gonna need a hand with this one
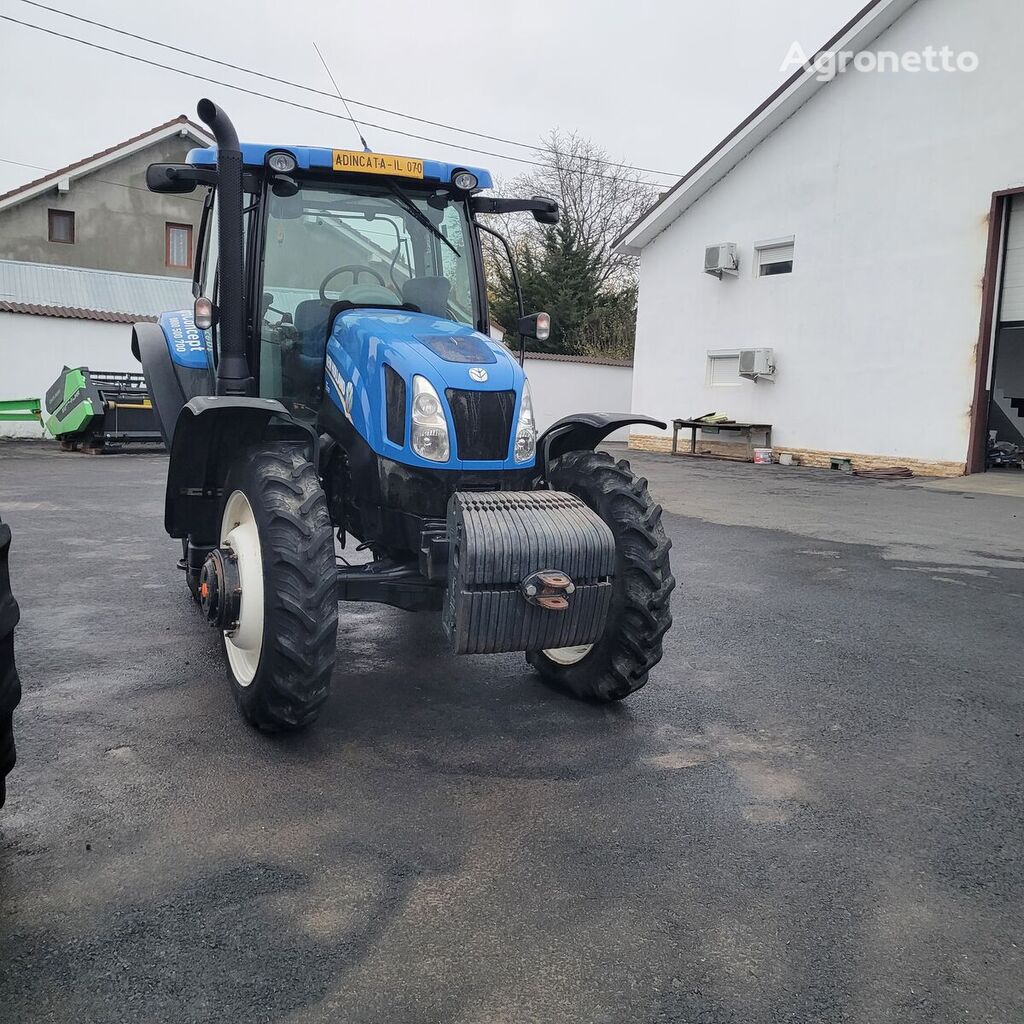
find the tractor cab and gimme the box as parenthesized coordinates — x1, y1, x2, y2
(145, 129, 558, 469)
(187, 145, 510, 419)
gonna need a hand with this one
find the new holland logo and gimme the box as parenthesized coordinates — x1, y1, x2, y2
(468, 367, 488, 383)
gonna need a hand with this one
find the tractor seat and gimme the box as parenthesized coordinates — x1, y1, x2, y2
(293, 286, 406, 348)
(292, 299, 331, 344)
(401, 276, 451, 319)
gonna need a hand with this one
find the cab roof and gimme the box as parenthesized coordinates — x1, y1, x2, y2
(186, 144, 493, 189)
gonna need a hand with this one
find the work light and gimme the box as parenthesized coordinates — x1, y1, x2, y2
(535, 313, 551, 342)
(452, 170, 478, 192)
(194, 295, 214, 331)
(267, 151, 297, 173)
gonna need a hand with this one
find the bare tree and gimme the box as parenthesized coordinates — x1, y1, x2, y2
(499, 130, 657, 289)
(481, 132, 659, 359)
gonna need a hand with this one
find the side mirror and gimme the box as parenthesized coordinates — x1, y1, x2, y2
(530, 196, 559, 225)
(517, 312, 551, 342)
(146, 163, 218, 194)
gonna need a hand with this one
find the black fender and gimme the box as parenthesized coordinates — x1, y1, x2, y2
(165, 397, 318, 541)
(536, 413, 666, 479)
(132, 321, 213, 447)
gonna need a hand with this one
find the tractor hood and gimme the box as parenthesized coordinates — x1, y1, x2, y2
(328, 309, 520, 391)
(324, 308, 531, 471)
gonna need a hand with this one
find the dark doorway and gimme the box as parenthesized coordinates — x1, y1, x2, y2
(970, 189, 1024, 472)
(988, 323, 1024, 448)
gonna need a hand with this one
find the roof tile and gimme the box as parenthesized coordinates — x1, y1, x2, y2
(0, 115, 211, 206)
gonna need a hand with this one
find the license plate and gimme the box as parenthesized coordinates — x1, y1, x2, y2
(332, 150, 424, 178)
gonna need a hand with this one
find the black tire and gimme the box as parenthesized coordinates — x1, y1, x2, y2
(218, 445, 338, 732)
(526, 450, 675, 701)
(0, 515, 22, 808)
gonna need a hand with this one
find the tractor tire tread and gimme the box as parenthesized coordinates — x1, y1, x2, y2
(526, 449, 675, 702)
(223, 445, 338, 732)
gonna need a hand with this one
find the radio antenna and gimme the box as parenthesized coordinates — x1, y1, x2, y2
(313, 41, 371, 152)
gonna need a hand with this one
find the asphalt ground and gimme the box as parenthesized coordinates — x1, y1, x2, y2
(0, 440, 1021, 1023)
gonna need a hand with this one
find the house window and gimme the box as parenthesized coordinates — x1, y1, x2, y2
(165, 223, 193, 269)
(47, 209, 74, 244)
(706, 350, 742, 387)
(756, 238, 795, 276)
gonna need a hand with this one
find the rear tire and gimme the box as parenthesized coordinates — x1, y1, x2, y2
(527, 450, 675, 701)
(218, 445, 338, 732)
(0, 515, 21, 807)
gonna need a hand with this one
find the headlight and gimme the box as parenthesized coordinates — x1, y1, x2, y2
(411, 375, 450, 462)
(513, 380, 536, 463)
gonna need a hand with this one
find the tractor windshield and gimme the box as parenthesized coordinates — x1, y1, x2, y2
(258, 181, 480, 411)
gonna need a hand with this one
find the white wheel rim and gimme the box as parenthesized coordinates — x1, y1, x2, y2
(542, 644, 593, 666)
(221, 489, 264, 686)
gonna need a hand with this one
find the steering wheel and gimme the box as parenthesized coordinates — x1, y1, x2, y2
(319, 264, 387, 303)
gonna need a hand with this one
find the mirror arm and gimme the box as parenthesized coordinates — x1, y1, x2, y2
(475, 220, 527, 367)
(470, 195, 560, 224)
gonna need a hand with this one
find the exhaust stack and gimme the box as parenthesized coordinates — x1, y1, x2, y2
(196, 99, 250, 396)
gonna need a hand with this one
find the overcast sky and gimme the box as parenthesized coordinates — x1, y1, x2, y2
(0, 0, 866, 195)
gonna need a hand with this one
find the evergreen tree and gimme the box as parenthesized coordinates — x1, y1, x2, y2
(482, 132, 654, 359)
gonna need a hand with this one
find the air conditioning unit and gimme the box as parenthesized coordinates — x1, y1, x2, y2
(738, 348, 775, 381)
(704, 242, 739, 277)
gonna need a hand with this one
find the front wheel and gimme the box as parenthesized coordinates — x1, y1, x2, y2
(527, 450, 675, 701)
(212, 445, 338, 731)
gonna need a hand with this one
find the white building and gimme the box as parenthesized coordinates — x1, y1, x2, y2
(0, 261, 192, 437)
(618, 0, 1024, 476)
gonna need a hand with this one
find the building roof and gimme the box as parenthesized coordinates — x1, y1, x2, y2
(0, 260, 192, 322)
(0, 115, 213, 214)
(0, 301, 146, 324)
(614, 0, 920, 254)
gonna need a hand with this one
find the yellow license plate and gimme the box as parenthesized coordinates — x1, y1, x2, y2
(332, 150, 424, 179)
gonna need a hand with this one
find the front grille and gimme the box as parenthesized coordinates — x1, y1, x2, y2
(445, 389, 515, 462)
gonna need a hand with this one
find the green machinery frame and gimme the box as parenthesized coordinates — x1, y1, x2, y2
(0, 398, 42, 424)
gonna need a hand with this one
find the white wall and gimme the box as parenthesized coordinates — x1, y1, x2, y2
(523, 356, 634, 440)
(0, 312, 138, 437)
(0, 312, 635, 444)
(632, 0, 1024, 466)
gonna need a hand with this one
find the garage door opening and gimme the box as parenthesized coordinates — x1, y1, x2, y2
(970, 189, 1024, 475)
(986, 195, 1024, 469)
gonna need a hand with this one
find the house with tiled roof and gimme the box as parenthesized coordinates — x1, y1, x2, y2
(0, 116, 211, 437)
(0, 115, 212, 279)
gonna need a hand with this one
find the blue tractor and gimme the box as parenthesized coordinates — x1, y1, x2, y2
(135, 99, 674, 731)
